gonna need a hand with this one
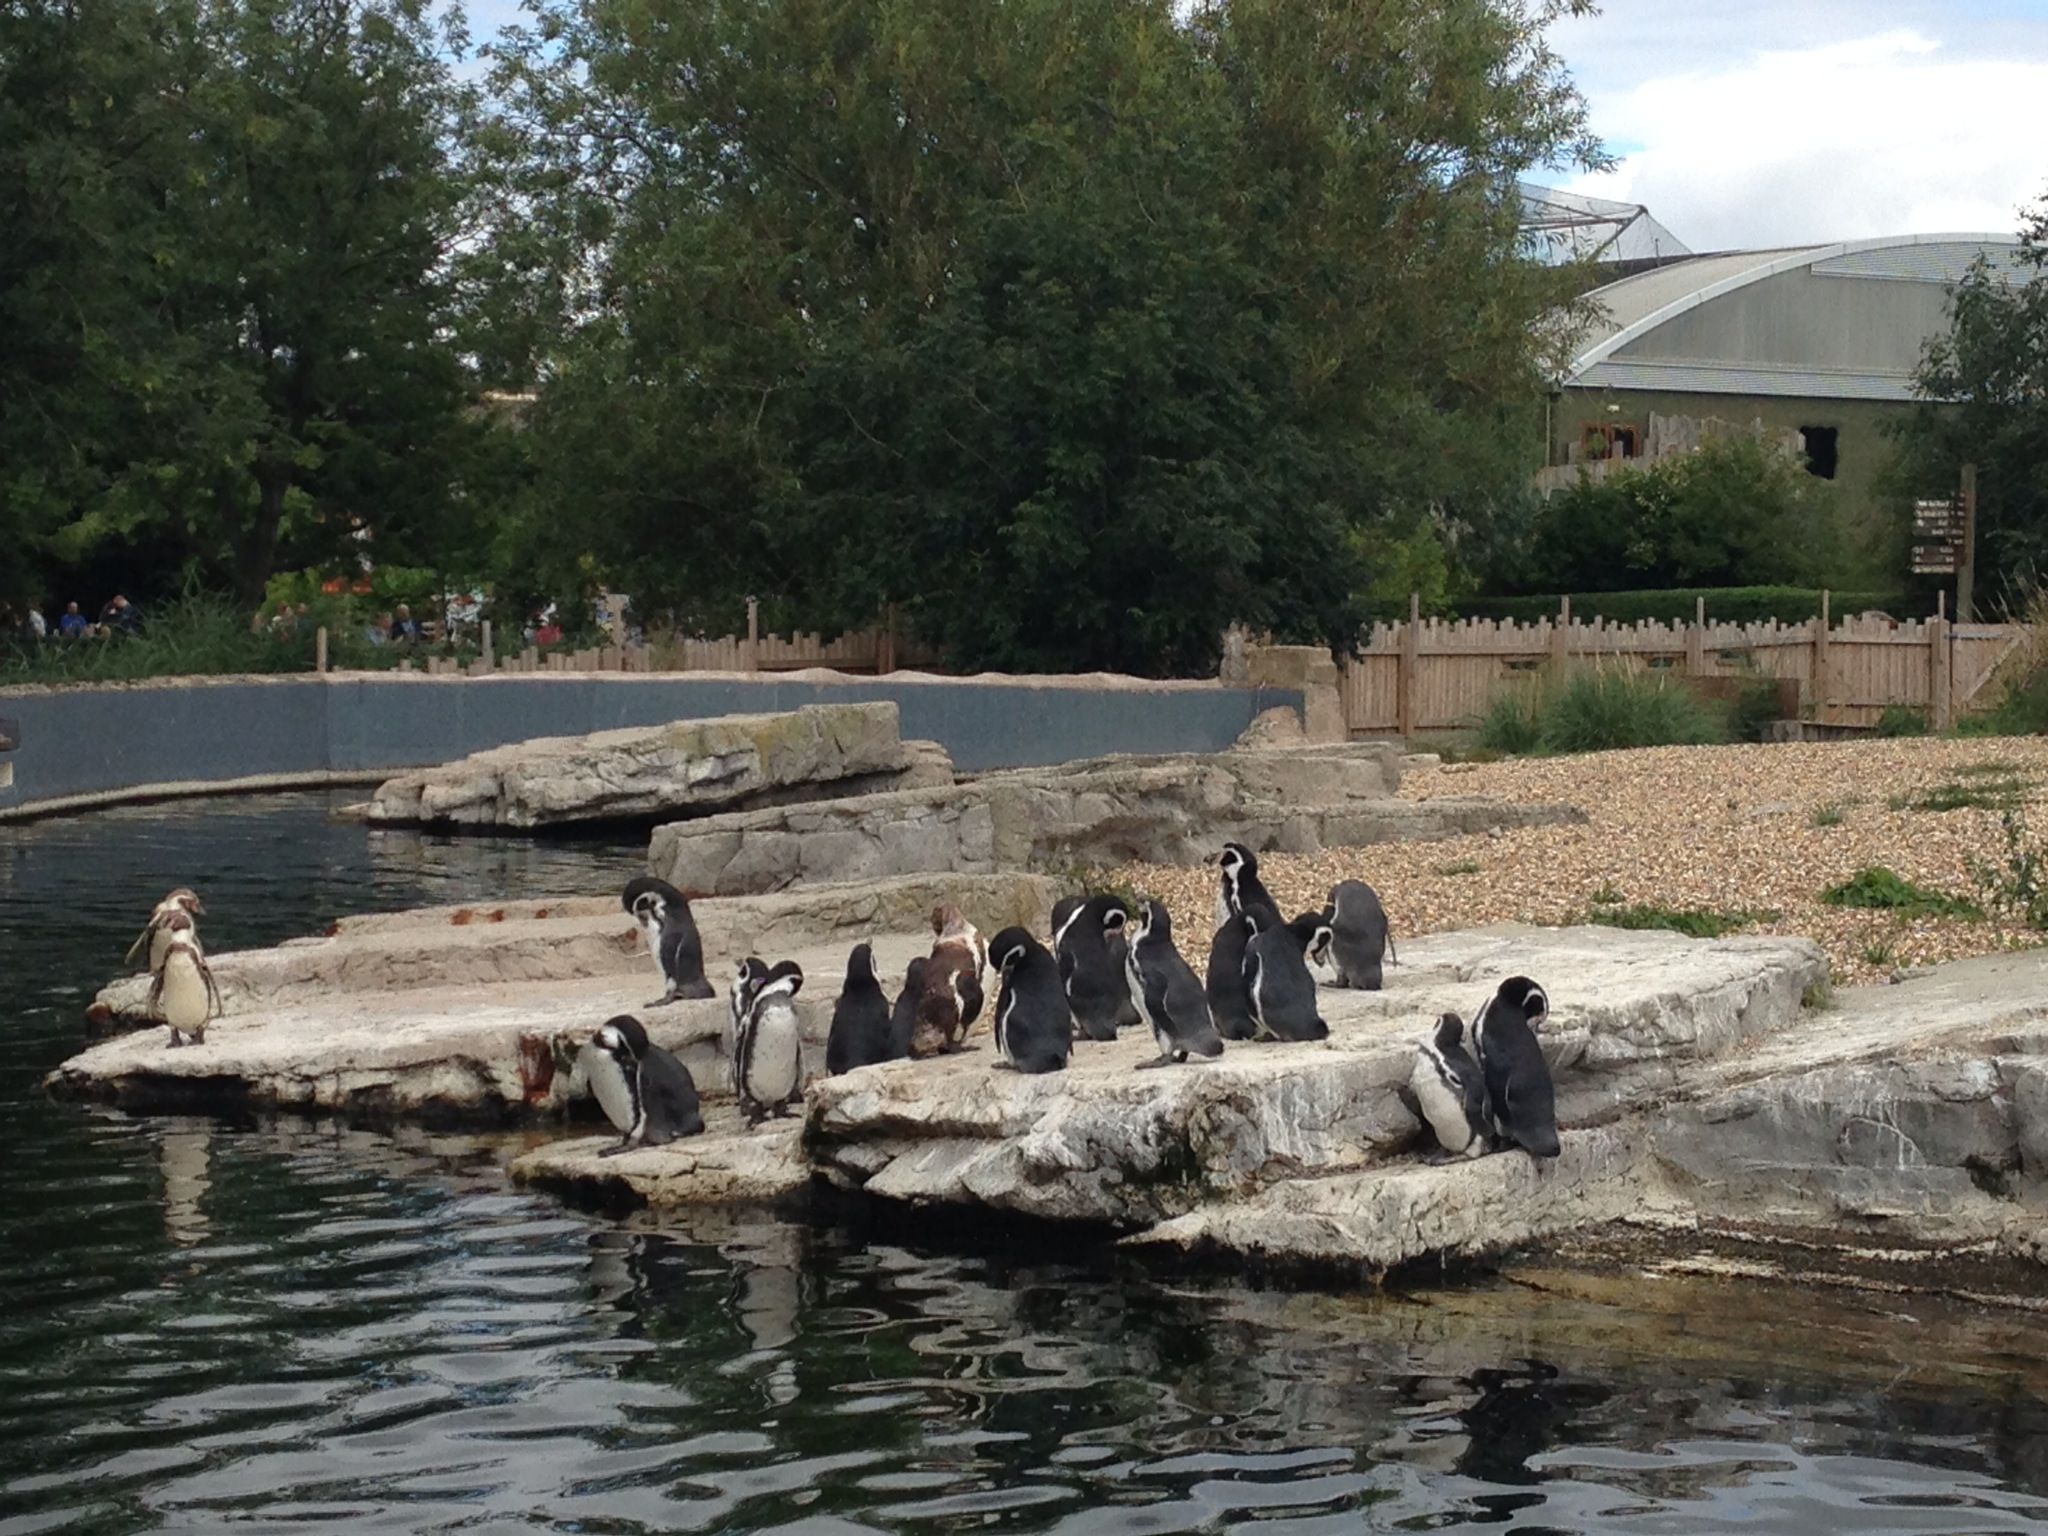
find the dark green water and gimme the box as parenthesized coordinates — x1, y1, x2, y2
(6, 793, 2048, 1535)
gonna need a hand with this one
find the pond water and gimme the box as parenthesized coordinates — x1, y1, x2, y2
(5, 793, 2048, 1535)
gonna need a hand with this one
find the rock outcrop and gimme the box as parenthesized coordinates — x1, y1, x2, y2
(365, 702, 951, 829)
(649, 744, 1583, 895)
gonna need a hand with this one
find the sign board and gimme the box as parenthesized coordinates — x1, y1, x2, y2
(1912, 497, 1963, 575)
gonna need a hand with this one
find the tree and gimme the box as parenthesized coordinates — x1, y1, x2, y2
(484, 0, 1601, 673)
(1893, 188, 2048, 607)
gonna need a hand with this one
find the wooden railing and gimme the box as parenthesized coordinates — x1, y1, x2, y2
(319, 616, 942, 678)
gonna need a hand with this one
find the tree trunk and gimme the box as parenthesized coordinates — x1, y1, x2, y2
(231, 463, 288, 610)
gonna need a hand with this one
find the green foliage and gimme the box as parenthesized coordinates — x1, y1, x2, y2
(1445, 587, 1908, 626)
(0, 593, 422, 684)
(1819, 868, 1983, 920)
(1810, 802, 1848, 828)
(1478, 689, 1547, 755)
(1539, 670, 1727, 754)
(1892, 777, 2030, 813)
(1585, 903, 1758, 938)
(1876, 706, 1931, 738)
(1434, 860, 1482, 877)
(1968, 811, 2048, 931)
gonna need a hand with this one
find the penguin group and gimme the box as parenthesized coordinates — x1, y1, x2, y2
(126, 887, 221, 1048)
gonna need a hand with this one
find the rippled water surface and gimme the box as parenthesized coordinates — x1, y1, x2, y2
(6, 793, 2048, 1534)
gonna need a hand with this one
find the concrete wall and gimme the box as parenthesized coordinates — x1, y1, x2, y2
(0, 673, 1301, 818)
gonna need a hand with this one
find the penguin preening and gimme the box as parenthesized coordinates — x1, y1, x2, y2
(1213, 843, 1285, 931)
(128, 887, 203, 974)
(1204, 913, 1259, 1041)
(582, 1014, 705, 1154)
(913, 904, 987, 1057)
(1473, 976, 1560, 1160)
(1123, 900, 1225, 1067)
(987, 927, 1071, 1075)
(1052, 894, 1138, 1042)
(734, 960, 805, 1124)
(1411, 1012, 1490, 1160)
(150, 926, 221, 1048)
(1324, 880, 1395, 990)
(1243, 911, 1328, 1042)
(826, 942, 898, 1074)
(622, 876, 715, 1006)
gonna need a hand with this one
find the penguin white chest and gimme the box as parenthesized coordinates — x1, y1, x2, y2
(1124, 951, 1156, 1030)
(742, 1004, 801, 1104)
(584, 1048, 640, 1138)
(158, 957, 211, 1032)
(1410, 1049, 1481, 1156)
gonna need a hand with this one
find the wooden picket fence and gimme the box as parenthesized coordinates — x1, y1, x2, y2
(1342, 597, 2031, 735)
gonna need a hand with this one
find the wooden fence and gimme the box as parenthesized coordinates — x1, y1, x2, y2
(1341, 597, 2030, 736)
(332, 616, 941, 678)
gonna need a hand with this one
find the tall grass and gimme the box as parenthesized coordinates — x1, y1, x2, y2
(0, 594, 417, 685)
(1481, 668, 1729, 756)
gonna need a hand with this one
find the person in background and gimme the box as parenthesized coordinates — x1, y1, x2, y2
(390, 603, 421, 644)
(266, 602, 298, 636)
(100, 594, 142, 634)
(534, 609, 564, 648)
(365, 612, 393, 647)
(58, 602, 90, 639)
(26, 600, 46, 640)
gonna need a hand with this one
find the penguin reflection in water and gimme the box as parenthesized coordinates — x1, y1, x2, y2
(734, 960, 805, 1123)
(150, 917, 221, 1048)
(621, 876, 715, 1007)
(581, 1015, 704, 1155)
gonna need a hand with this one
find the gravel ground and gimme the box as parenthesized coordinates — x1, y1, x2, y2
(1104, 736, 2048, 986)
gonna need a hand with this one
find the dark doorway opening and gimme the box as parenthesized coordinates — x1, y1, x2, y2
(1800, 426, 1838, 480)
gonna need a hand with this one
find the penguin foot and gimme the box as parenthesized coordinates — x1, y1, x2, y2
(166, 1031, 185, 1049)
(1134, 1054, 1175, 1070)
(645, 996, 672, 1009)
(598, 1141, 634, 1159)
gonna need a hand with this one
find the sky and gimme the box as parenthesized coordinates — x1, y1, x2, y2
(1546, 0, 2048, 251)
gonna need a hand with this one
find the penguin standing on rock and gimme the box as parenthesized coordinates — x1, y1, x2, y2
(581, 1015, 704, 1154)
(1213, 843, 1285, 930)
(1205, 913, 1259, 1041)
(1473, 976, 1560, 1160)
(1411, 1013, 1490, 1160)
(622, 876, 714, 1006)
(1243, 911, 1328, 1042)
(1124, 900, 1225, 1067)
(128, 888, 204, 974)
(890, 957, 930, 1061)
(827, 943, 898, 1074)
(987, 928, 1071, 1075)
(1052, 895, 1137, 1042)
(150, 920, 221, 1048)
(734, 961, 805, 1124)
(914, 905, 987, 1056)
(1324, 881, 1395, 990)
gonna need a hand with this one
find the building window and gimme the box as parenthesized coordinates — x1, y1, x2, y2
(1580, 421, 1640, 461)
(1800, 426, 1838, 480)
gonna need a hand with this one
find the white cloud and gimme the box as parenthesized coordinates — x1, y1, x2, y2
(1553, 20, 2048, 251)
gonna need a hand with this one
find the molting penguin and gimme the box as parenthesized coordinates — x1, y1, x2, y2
(1473, 976, 1560, 1160)
(150, 922, 221, 1048)
(826, 943, 898, 1074)
(128, 887, 204, 974)
(1411, 1012, 1490, 1159)
(1213, 842, 1286, 931)
(914, 904, 987, 1057)
(1052, 894, 1137, 1042)
(1243, 911, 1328, 1042)
(1124, 900, 1225, 1067)
(581, 1014, 705, 1154)
(622, 876, 715, 1005)
(1324, 880, 1395, 990)
(987, 927, 1071, 1075)
(734, 960, 805, 1124)
(1204, 912, 1259, 1041)
(890, 957, 930, 1061)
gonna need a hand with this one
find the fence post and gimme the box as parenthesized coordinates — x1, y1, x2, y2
(877, 606, 897, 676)
(744, 597, 760, 674)
(1550, 596, 1571, 677)
(481, 620, 494, 672)
(315, 626, 328, 675)
(1396, 592, 1421, 737)
(1811, 589, 1831, 720)
(1930, 592, 1952, 731)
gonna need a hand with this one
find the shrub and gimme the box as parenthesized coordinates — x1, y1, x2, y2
(1819, 867, 1982, 920)
(1587, 903, 1758, 938)
(1875, 706, 1931, 738)
(1478, 689, 1545, 755)
(1539, 669, 1726, 754)
(1968, 811, 2048, 930)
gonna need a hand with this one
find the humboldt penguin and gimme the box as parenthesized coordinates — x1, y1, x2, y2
(582, 1014, 704, 1154)
(1052, 894, 1137, 1042)
(1473, 976, 1560, 1160)
(621, 876, 714, 1006)
(890, 957, 930, 1061)
(1411, 1012, 1490, 1160)
(734, 960, 805, 1123)
(150, 925, 221, 1048)
(1204, 912, 1259, 1041)
(1124, 900, 1225, 1067)
(913, 904, 986, 1056)
(1324, 880, 1396, 990)
(826, 942, 898, 1074)
(1243, 911, 1328, 1042)
(128, 887, 203, 974)
(987, 927, 1071, 1075)
(1213, 842, 1285, 931)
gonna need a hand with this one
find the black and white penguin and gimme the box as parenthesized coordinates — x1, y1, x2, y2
(1213, 842, 1286, 930)
(1323, 880, 1396, 990)
(734, 960, 805, 1123)
(150, 923, 221, 1048)
(826, 942, 898, 1074)
(1204, 912, 1259, 1041)
(1124, 900, 1225, 1067)
(1411, 1012, 1490, 1160)
(128, 887, 204, 974)
(1052, 894, 1137, 1042)
(1473, 976, 1560, 1160)
(1243, 911, 1328, 1042)
(582, 1014, 705, 1154)
(890, 956, 929, 1061)
(987, 927, 1072, 1075)
(622, 876, 715, 1006)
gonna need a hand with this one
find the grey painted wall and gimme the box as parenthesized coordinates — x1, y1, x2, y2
(0, 674, 1301, 816)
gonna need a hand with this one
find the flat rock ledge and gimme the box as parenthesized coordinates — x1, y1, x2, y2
(651, 742, 1582, 895)
(366, 701, 951, 829)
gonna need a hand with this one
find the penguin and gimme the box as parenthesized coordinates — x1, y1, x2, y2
(1052, 894, 1137, 1042)
(1123, 900, 1225, 1067)
(1243, 910, 1328, 1042)
(622, 876, 715, 1006)
(1411, 1012, 1491, 1160)
(913, 904, 987, 1057)
(1213, 842, 1285, 931)
(1473, 976, 1560, 1160)
(1324, 880, 1396, 990)
(826, 942, 898, 1074)
(127, 887, 203, 974)
(890, 956, 930, 1061)
(150, 925, 221, 1048)
(734, 960, 805, 1124)
(1204, 912, 1259, 1041)
(581, 1014, 705, 1155)
(986, 927, 1071, 1075)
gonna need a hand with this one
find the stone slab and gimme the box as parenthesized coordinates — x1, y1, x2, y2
(512, 1119, 811, 1208)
